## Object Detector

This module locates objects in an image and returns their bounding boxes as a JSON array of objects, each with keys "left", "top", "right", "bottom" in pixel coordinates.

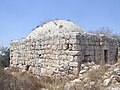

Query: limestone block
[
  {"left": 59, "top": 67, "right": 64, "bottom": 72},
  {"left": 61, "top": 72, "right": 66, "bottom": 76},
  {"left": 70, "top": 32, "right": 80, "bottom": 39},
  {"left": 89, "top": 41, "right": 94, "bottom": 45},
  {"left": 72, "top": 67, "right": 78, "bottom": 75},
  {"left": 65, "top": 51, "right": 82, "bottom": 56},
  {"left": 85, "top": 46, "right": 91, "bottom": 51},
  {"left": 37, "top": 59, "right": 43, "bottom": 64},
  {"left": 95, "top": 42, "right": 99, "bottom": 46},
  {"left": 114, "top": 75, "right": 120, "bottom": 82},
  {"left": 63, "top": 44, "right": 69, "bottom": 50},
  {"left": 73, "top": 56, "right": 81, "bottom": 62},
  {"left": 84, "top": 40, "right": 89, "bottom": 45},
  {"left": 69, "top": 62, "right": 78, "bottom": 67},
  {"left": 70, "top": 39, "right": 80, "bottom": 44},
  {"left": 72, "top": 44, "right": 81, "bottom": 50},
  {"left": 59, "top": 55, "right": 67, "bottom": 60},
  {"left": 69, "top": 44, "right": 73, "bottom": 50},
  {"left": 79, "top": 70, "right": 87, "bottom": 74},
  {"left": 89, "top": 51, "right": 94, "bottom": 55},
  {"left": 114, "top": 68, "right": 120, "bottom": 76},
  {"left": 57, "top": 44, "right": 63, "bottom": 50},
  {"left": 88, "top": 46, "right": 94, "bottom": 51},
  {"left": 55, "top": 39, "right": 60, "bottom": 44},
  {"left": 85, "top": 51, "right": 90, "bottom": 55},
  {"left": 64, "top": 34, "right": 70, "bottom": 39},
  {"left": 93, "top": 36, "right": 97, "bottom": 41},
  {"left": 59, "top": 39, "right": 66, "bottom": 44},
  {"left": 70, "top": 79, "right": 81, "bottom": 83},
  {"left": 52, "top": 45, "right": 57, "bottom": 50},
  {"left": 67, "top": 55, "right": 74, "bottom": 61},
  {"left": 37, "top": 50, "right": 42, "bottom": 55},
  {"left": 103, "top": 78, "right": 112, "bottom": 86}
]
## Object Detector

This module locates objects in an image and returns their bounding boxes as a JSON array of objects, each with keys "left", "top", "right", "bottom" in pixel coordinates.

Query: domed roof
[{"left": 26, "top": 20, "right": 85, "bottom": 39}]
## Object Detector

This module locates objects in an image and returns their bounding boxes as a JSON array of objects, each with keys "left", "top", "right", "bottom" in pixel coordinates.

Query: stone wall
[
  {"left": 10, "top": 32, "right": 118, "bottom": 76},
  {"left": 79, "top": 34, "right": 118, "bottom": 64}
]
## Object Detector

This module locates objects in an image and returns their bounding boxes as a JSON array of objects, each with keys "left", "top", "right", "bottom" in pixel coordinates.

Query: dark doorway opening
[
  {"left": 25, "top": 65, "right": 30, "bottom": 71},
  {"left": 84, "top": 55, "right": 90, "bottom": 62},
  {"left": 104, "top": 50, "right": 108, "bottom": 63}
]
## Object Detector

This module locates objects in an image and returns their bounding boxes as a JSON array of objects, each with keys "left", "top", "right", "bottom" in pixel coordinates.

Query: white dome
[{"left": 26, "top": 20, "right": 85, "bottom": 39}]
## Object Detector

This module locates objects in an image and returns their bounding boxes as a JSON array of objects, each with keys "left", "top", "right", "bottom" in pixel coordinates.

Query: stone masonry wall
[
  {"left": 10, "top": 32, "right": 118, "bottom": 76},
  {"left": 80, "top": 34, "right": 118, "bottom": 64}
]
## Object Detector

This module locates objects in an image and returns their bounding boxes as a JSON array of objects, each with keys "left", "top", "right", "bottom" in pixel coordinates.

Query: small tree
[
  {"left": 89, "top": 27, "right": 112, "bottom": 37},
  {"left": 0, "top": 46, "right": 10, "bottom": 67},
  {"left": 89, "top": 27, "right": 120, "bottom": 46},
  {"left": 112, "top": 34, "right": 120, "bottom": 47}
]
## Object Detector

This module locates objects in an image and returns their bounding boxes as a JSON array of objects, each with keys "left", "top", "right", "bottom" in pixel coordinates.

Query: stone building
[{"left": 10, "top": 20, "right": 118, "bottom": 76}]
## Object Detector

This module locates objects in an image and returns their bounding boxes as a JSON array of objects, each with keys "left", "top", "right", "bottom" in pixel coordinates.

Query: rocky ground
[
  {"left": 2, "top": 58, "right": 120, "bottom": 90},
  {"left": 62, "top": 48, "right": 120, "bottom": 90},
  {"left": 63, "top": 60, "right": 120, "bottom": 90},
  {"left": 7, "top": 49, "right": 120, "bottom": 90}
]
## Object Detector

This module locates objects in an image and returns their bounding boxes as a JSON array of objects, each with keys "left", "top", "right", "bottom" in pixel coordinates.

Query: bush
[{"left": 0, "top": 46, "right": 10, "bottom": 67}]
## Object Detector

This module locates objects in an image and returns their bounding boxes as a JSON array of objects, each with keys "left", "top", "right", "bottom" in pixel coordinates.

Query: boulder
[
  {"left": 41, "top": 88, "right": 49, "bottom": 90},
  {"left": 79, "top": 74, "right": 84, "bottom": 80},
  {"left": 89, "top": 81, "right": 95, "bottom": 86},
  {"left": 65, "top": 51, "right": 81, "bottom": 56},
  {"left": 84, "top": 66, "right": 89, "bottom": 71},
  {"left": 114, "top": 75, "right": 120, "bottom": 82},
  {"left": 114, "top": 68, "right": 120, "bottom": 76},
  {"left": 79, "top": 70, "right": 87, "bottom": 74},
  {"left": 64, "top": 82, "right": 76, "bottom": 90},
  {"left": 70, "top": 79, "right": 81, "bottom": 83},
  {"left": 103, "top": 78, "right": 112, "bottom": 86}
]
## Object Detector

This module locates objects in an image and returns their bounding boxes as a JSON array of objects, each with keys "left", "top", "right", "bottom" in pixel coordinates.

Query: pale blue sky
[{"left": 0, "top": 0, "right": 120, "bottom": 47}]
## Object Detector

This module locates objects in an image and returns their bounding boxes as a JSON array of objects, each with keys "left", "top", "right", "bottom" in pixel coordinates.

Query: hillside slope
[{"left": 1, "top": 59, "right": 120, "bottom": 90}]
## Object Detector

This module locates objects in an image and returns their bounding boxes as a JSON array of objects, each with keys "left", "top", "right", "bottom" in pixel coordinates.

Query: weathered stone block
[
  {"left": 72, "top": 44, "right": 81, "bottom": 50},
  {"left": 73, "top": 56, "right": 81, "bottom": 62},
  {"left": 65, "top": 51, "right": 82, "bottom": 56},
  {"left": 67, "top": 55, "right": 74, "bottom": 61},
  {"left": 69, "top": 62, "right": 78, "bottom": 67},
  {"left": 70, "top": 32, "right": 80, "bottom": 39},
  {"left": 69, "top": 39, "right": 80, "bottom": 44}
]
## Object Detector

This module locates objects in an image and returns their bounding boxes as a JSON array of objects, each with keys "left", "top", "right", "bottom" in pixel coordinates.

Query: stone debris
[
  {"left": 103, "top": 78, "right": 112, "bottom": 86},
  {"left": 114, "top": 75, "right": 120, "bottom": 82},
  {"left": 64, "top": 82, "right": 75, "bottom": 90},
  {"left": 113, "top": 68, "right": 120, "bottom": 82},
  {"left": 89, "top": 81, "right": 95, "bottom": 86},
  {"left": 62, "top": 61, "right": 120, "bottom": 90},
  {"left": 70, "top": 79, "right": 81, "bottom": 83},
  {"left": 41, "top": 88, "right": 49, "bottom": 90},
  {"left": 114, "top": 68, "right": 120, "bottom": 76},
  {"left": 10, "top": 20, "right": 118, "bottom": 77},
  {"left": 79, "top": 70, "right": 87, "bottom": 74}
]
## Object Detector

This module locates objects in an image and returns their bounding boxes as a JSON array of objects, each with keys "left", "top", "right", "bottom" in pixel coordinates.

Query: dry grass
[
  {"left": 69, "top": 65, "right": 112, "bottom": 90},
  {"left": 0, "top": 67, "right": 76, "bottom": 90},
  {"left": 0, "top": 64, "right": 114, "bottom": 90},
  {"left": 0, "top": 67, "right": 43, "bottom": 90},
  {"left": 38, "top": 75, "right": 76, "bottom": 90},
  {"left": 88, "top": 65, "right": 110, "bottom": 82}
]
